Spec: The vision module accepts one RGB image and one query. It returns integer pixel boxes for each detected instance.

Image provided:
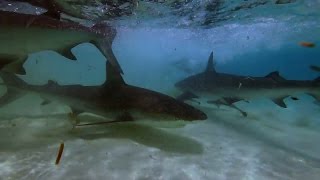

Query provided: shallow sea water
[0,91,319,180]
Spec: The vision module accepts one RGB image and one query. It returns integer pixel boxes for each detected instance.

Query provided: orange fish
[300,42,316,48]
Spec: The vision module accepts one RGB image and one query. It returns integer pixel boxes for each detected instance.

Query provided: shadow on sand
[0,117,203,155]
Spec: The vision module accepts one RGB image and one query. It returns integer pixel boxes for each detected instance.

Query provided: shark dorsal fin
[205,51,216,73]
[265,71,285,81]
[105,61,125,85]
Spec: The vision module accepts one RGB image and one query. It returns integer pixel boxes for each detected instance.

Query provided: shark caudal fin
[90,23,124,75]
[205,51,216,73]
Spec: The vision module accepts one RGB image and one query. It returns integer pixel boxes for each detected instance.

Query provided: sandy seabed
[0,92,319,180]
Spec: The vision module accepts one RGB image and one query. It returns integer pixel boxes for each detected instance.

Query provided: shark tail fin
[91,22,122,75]
[205,51,216,73]
[90,22,123,75]
[0,71,29,108]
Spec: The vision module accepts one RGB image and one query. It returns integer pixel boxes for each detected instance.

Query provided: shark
[11,0,95,19]
[10,0,138,20]
[0,10,123,75]
[0,61,207,123]
[175,52,320,116]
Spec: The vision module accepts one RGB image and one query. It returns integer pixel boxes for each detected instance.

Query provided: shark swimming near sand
[0,10,123,75]
[0,60,207,123]
[175,52,320,116]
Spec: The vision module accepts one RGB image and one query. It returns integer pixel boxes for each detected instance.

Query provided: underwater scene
[0,0,320,179]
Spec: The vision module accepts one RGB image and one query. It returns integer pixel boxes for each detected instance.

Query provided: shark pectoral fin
[207,97,237,106]
[76,112,134,127]
[176,91,199,102]
[70,106,84,116]
[271,96,289,108]
[230,104,248,117]
[208,97,247,116]
[222,97,244,105]
[221,97,248,116]
[68,107,85,126]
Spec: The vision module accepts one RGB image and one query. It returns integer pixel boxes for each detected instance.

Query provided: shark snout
[191,109,208,120]
[178,107,207,121]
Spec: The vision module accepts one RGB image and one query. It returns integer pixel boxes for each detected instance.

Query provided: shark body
[11,0,94,19]
[0,61,207,122]
[11,0,138,20]
[175,52,320,116]
[0,10,123,74]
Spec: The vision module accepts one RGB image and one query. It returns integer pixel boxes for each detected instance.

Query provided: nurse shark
[0,61,207,123]
[0,10,123,75]
[175,52,320,116]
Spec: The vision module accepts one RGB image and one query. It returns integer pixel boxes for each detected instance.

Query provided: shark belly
[0,27,98,59]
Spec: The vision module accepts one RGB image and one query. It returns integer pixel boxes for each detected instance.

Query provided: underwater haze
[1,0,320,179]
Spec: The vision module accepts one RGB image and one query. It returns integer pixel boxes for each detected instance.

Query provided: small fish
[55,142,64,165]
[299,42,316,48]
